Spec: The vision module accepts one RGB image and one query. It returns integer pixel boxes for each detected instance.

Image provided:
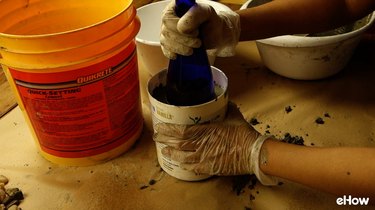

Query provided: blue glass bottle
[166,0,215,106]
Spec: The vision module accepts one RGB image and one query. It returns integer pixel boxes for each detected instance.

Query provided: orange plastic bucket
[0,0,143,165]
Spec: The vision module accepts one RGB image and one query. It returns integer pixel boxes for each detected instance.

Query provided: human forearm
[260,139,375,200]
[236,0,375,41]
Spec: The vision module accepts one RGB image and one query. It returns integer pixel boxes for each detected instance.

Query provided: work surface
[1,40,375,209]
[1,2,375,210]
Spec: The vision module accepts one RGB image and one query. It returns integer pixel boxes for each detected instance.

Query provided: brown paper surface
[0,40,374,210]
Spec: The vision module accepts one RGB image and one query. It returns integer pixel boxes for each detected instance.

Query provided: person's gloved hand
[153,103,278,185]
[160,1,241,60]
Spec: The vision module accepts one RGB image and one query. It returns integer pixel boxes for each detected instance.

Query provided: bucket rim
[0,0,135,39]
[0,17,140,70]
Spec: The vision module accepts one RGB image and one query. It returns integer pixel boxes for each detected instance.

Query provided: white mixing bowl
[241,0,375,80]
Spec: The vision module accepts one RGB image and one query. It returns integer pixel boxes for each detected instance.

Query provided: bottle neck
[175,0,196,17]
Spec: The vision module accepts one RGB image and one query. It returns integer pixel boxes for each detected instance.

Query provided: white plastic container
[147,67,228,181]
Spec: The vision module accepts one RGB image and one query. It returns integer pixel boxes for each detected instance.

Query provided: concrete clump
[0,175,24,210]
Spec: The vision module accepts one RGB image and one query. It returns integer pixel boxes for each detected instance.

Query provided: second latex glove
[153,103,260,176]
[160,1,241,59]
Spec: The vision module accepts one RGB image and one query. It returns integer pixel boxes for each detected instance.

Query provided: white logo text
[336,195,369,206]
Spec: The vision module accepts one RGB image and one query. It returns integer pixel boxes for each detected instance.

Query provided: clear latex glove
[160,1,241,60]
[153,103,260,176]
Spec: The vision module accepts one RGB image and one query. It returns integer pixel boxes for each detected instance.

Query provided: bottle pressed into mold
[166,0,216,106]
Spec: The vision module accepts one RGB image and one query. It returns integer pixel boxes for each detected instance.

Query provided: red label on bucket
[9,43,143,158]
